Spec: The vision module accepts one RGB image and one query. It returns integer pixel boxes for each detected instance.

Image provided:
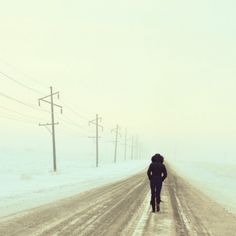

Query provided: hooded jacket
[147,162,167,182]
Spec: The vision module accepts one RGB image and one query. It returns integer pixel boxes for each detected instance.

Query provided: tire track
[37,175,147,236]
[167,169,211,236]
[0,179,131,236]
[138,184,175,236]
[167,165,236,236]
[1,167,235,236]
[0,172,147,236]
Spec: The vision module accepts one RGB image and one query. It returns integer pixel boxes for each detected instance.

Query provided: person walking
[147,154,167,212]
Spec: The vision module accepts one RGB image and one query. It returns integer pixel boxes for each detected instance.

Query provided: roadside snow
[0,160,148,218]
[168,160,236,216]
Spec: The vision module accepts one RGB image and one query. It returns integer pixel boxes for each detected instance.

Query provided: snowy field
[169,160,236,216]
[2,150,236,224]
[0,153,148,218]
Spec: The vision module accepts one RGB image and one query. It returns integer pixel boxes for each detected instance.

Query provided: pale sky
[0,0,236,163]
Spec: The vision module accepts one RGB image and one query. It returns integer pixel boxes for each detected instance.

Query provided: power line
[60,100,90,121]
[0,64,94,125]
[59,117,90,137]
[0,70,44,95]
[61,113,90,133]
[0,113,37,125]
[0,59,49,91]
[0,105,47,122]
[0,91,50,113]
[57,124,89,138]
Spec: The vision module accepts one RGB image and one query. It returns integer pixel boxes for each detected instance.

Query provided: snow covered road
[0,169,236,235]
[167,167,236,236]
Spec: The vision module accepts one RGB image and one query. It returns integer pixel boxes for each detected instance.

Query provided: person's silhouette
[147,154,167,212]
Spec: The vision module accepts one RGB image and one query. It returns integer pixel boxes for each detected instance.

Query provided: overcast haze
[0,0,236,163]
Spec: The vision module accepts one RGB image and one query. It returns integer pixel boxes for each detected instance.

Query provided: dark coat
[147,162,167,182]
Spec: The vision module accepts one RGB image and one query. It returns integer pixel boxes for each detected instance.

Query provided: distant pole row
[38,87,143,171]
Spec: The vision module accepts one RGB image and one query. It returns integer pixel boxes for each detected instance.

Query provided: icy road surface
[0,169,236,236]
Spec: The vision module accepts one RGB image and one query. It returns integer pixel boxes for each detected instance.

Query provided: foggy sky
[0,0,236,163]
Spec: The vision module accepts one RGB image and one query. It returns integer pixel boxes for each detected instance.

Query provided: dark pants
[150,178,162,211]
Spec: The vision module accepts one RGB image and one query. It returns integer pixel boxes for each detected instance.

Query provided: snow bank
[0,160,148,218]
[168,160,236,216]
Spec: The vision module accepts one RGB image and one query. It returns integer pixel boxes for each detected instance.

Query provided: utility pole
[131,136,134,160]
[135,136,139,160]
[137,141,142,160]
[89,114,103,167]
[111,124,121,163]
[38,86,62,172]
[139,142,142,159]
[124,128,127,161]
[139,143,143,159]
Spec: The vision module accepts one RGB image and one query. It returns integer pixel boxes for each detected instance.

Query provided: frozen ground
[1,153,236,221]
[168,160,236,216]
[0,156,148,218]
[1,168,235,235]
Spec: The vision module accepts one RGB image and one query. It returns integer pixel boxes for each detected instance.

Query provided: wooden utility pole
[38,86,62,172]
[89,114,103,167]
[111,124,121,163]
[135,136,139,160]
[131,136,134,160]
[124,128,127,161]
